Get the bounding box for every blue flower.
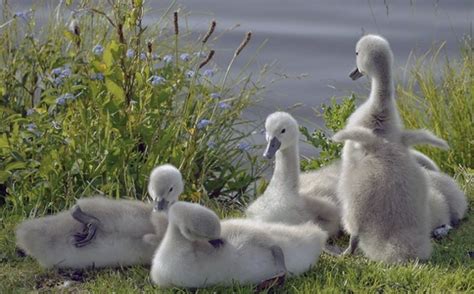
[60,67,71,78]
[126,49,135,59]
[203,69,214,77]
[185,70,195,79]
[26,123,36,131]
[237,142,251,151]
[197,119,212,129]
[92,44,104,56]
[218,102,231,110]
[26,108,36,116]
[207,141,217,149]
[56,97,66,105]
[91,73,104,81]
[149,75,166,86]
[52,68,63,76]
[151,53,159,60]
[14,10,32,22]
[163,54,173,63]
[53,77,64,86]
[140,52,147,60]
[210,93,221,99]
[180,53,190,61]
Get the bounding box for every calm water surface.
[8,0,474,154]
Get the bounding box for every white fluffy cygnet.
[15,164,182,268]
[245,112,340,236]
[151,201,327,288]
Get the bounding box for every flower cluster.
[51,66,72,86]
[56,93,76,105]
[149,75,166,86]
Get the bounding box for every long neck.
[368,68,394,109]
[268,143,299,192]
[166,224,191,247]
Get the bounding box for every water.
[7,0,474,155]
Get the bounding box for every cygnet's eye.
[281,128,286,134]
[356,52,359,56]
[169,187,174,192]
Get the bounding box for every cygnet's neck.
[369,69,394,108]
[166,223,193,248]
[268,143,299,192]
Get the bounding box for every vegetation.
[0,0,472,293]
[0,0,266,215]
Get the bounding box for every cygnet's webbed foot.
[71,205,100,248]
[323,244,344,256]
[432,224,453,240]
[450,217,461,228]
[208,238,225,248]
[342,235,359,256]
[255,272,286,293]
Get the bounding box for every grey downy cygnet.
[151,201,327,288]
[333,126,452,263]
[15,164,182,268]
[245,111,340,236]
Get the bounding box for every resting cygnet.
[333,127,453,263]
[151,201,327,288]
[15,164,182,268]
[245,112,340,236]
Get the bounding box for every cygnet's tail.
[15,212,78,268]
[401,130,449,149]
[332,127,380,146]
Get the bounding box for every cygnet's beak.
[263,137,281,159]
[349,67,364,80]
[153,198,169,212]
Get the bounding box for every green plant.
[0,0,267,215]
[397,38,473,174]
[300,95,356,171]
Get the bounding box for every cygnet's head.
[148,164,184,212]
[350,34,393,80]
[263,112,299,159]
[168,202,221,242]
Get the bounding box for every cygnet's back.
[16,197,155,268]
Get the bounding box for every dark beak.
[263,137,281,159]
[153,198,168,212]
[349,67,363,80]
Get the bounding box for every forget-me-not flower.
[163,54,173,64]
[218,102,231,110]
[197,119,212,129]
[180,53,190,61]
[149,75,166,86]
[92,44,104,56]
[26,108,36,116]
[126,49,135,59]
[140,52,147,61]
[203,69,215,77]
[185,70,195,79]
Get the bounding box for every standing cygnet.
[151,201,327,288]
[333,127,441,263]
[347,34,402,141]
[15,164,182,268]
[245,112,340,236]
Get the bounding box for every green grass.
[1,173,472,293]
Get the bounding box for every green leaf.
[0,135,9,149]
[0,171,10,184]
[5,161,27,172]
[104,40,120,68]
[105,79,125,104]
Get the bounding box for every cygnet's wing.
[401,130,449,149]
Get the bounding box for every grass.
[0,1,473,293]
[0,172,472,293]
